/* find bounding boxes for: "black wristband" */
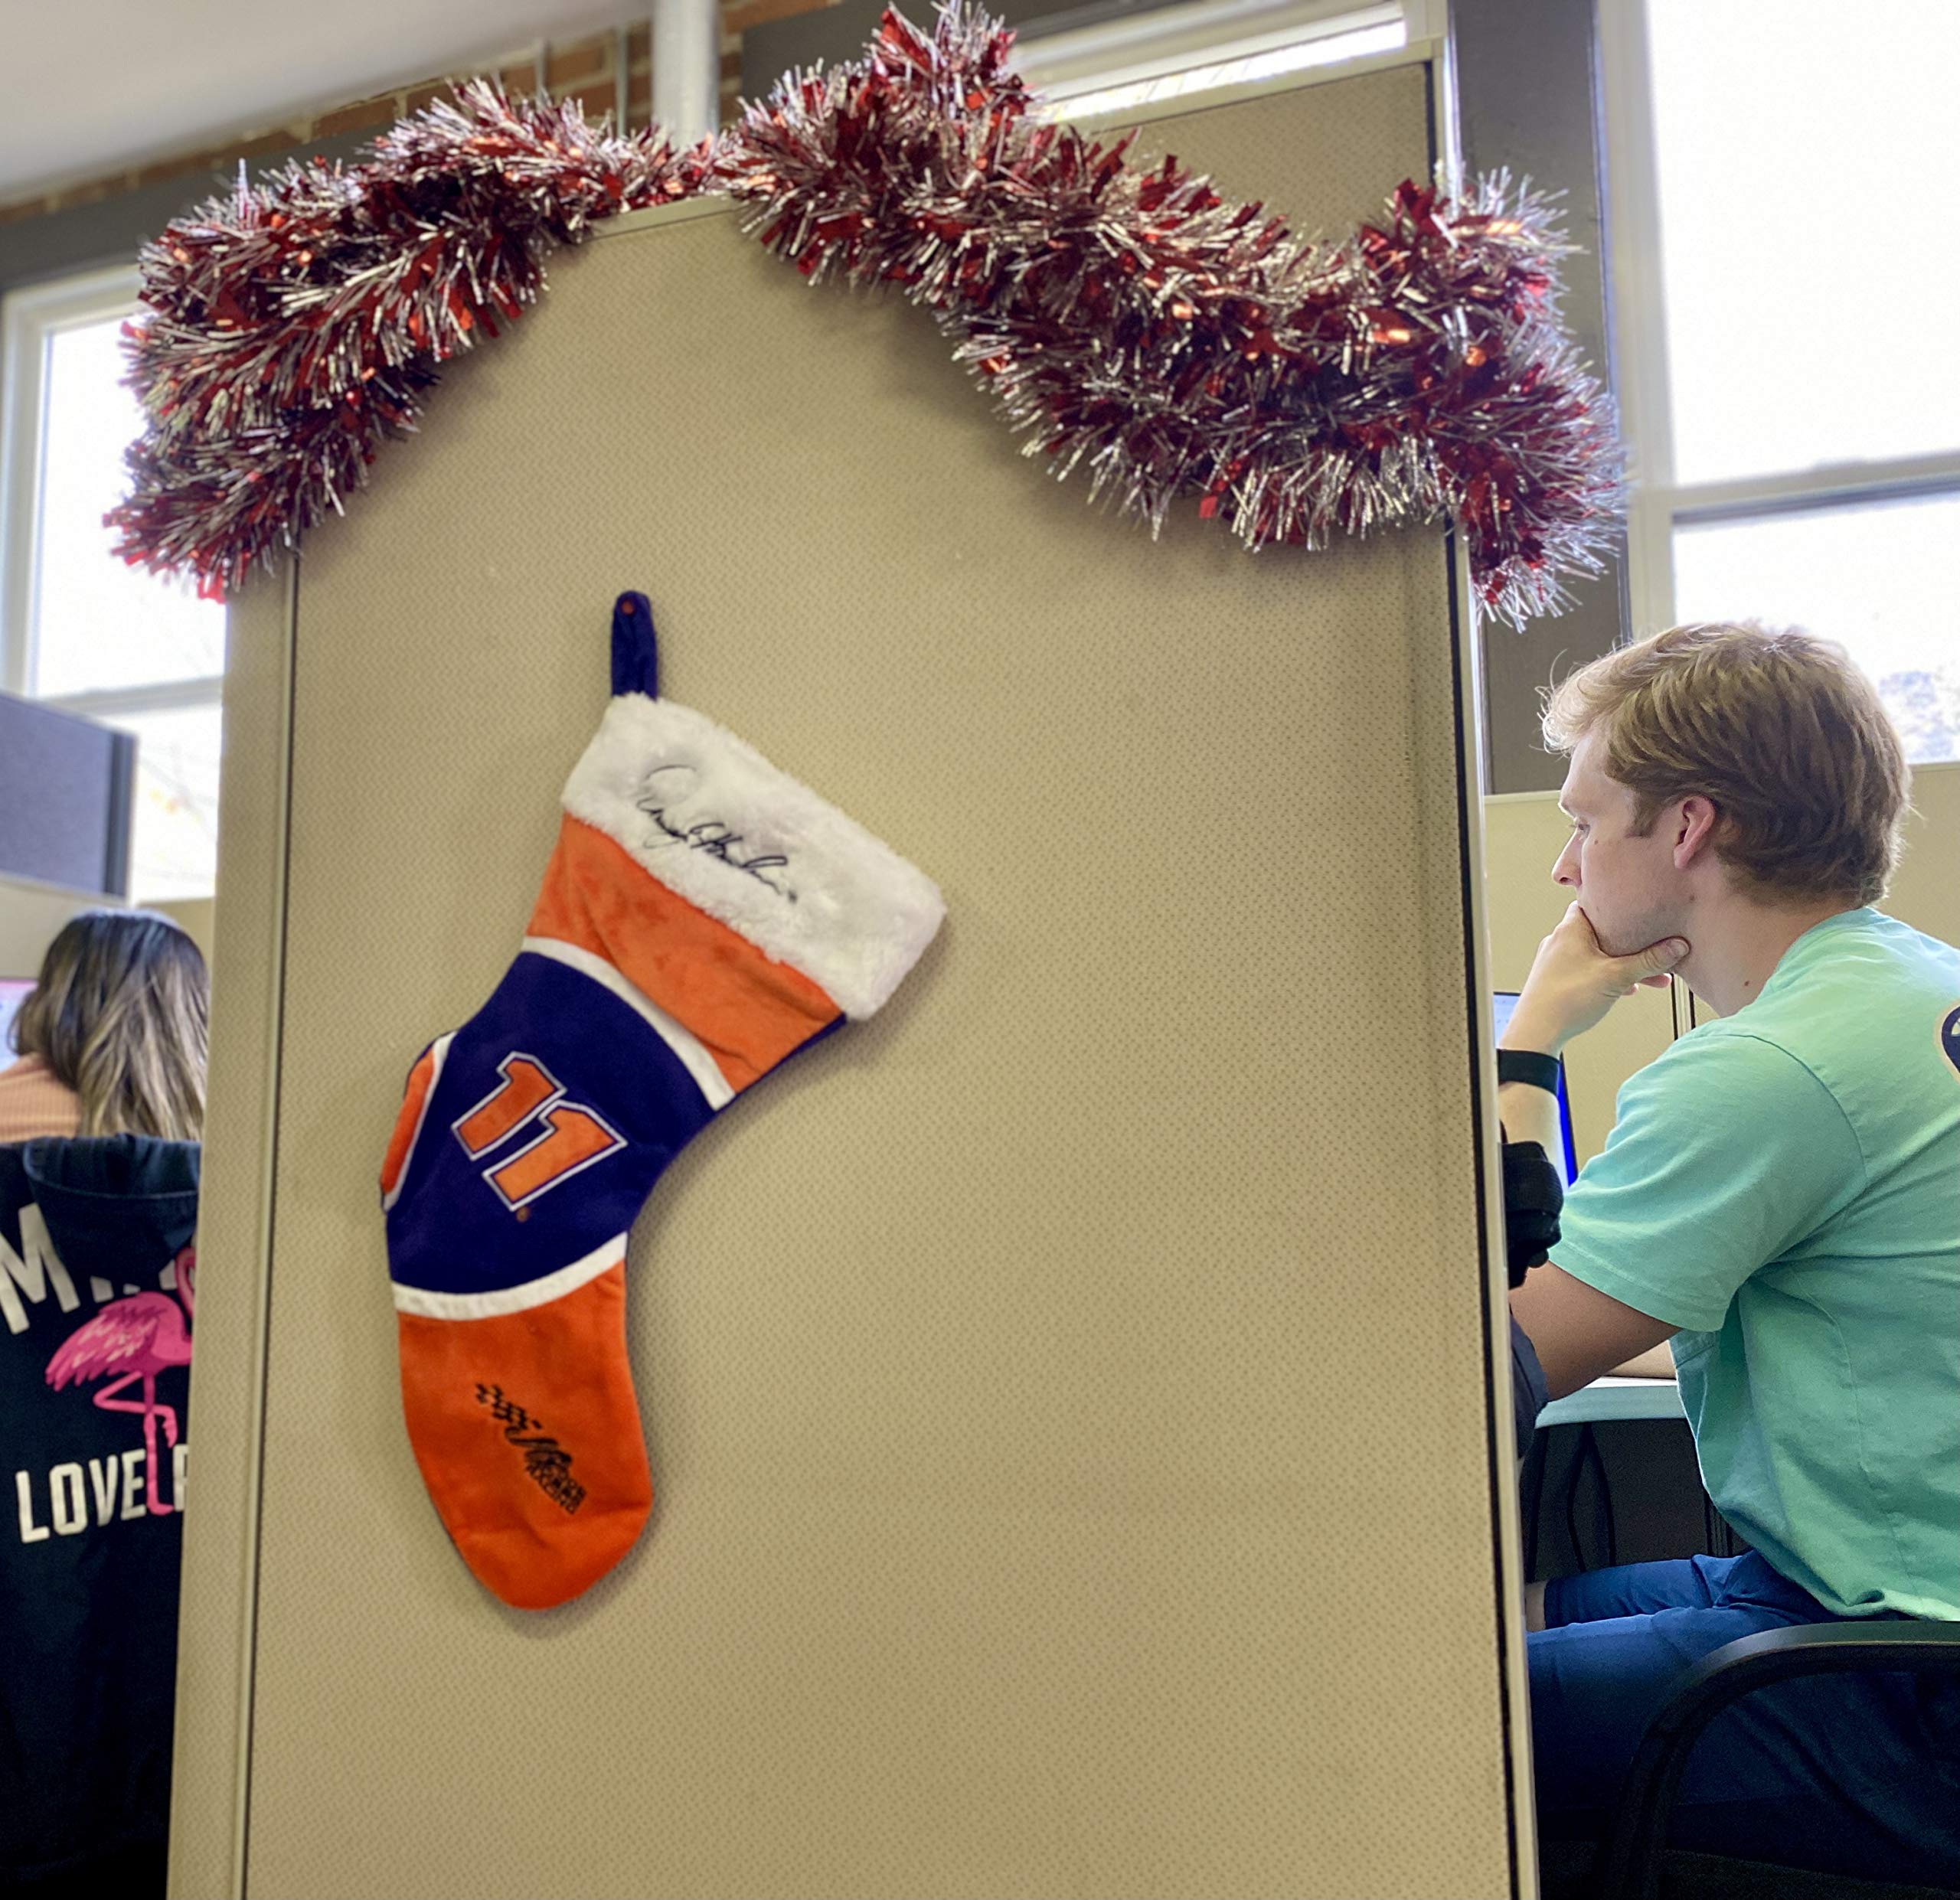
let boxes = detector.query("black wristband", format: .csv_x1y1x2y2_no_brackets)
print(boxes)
1498,1048,1562,1095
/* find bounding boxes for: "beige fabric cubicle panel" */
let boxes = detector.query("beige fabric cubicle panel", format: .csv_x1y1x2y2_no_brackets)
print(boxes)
174,60,1529,1899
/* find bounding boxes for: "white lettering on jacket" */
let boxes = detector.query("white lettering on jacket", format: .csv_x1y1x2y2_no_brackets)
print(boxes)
0,1205,80,1335
11,1445,189,1542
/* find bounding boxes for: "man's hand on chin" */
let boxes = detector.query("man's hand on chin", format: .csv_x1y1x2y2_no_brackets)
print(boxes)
1505,903,1690,1056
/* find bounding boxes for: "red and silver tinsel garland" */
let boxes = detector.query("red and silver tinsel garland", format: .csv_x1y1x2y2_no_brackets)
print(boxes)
107,0,1621,623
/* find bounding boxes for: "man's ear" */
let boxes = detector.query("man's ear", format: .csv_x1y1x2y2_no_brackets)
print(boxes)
1673,795,1720,870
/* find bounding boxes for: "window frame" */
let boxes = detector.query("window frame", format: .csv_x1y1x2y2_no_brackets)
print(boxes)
2,263,227,900
1596,0,1960,725
1018,0,1410,118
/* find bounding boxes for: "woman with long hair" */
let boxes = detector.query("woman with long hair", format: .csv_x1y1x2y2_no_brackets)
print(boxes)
0,909,209,1144
0,908,207,1898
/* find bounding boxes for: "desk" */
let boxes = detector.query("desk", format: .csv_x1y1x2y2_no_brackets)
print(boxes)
1526,1376,1724,1577
1539,1375,1682,1429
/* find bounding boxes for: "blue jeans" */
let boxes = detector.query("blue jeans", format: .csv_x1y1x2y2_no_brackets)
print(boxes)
1530,1551,1960,1886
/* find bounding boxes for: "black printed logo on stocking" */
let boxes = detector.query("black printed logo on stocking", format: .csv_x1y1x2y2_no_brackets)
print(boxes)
475,1383,586,1514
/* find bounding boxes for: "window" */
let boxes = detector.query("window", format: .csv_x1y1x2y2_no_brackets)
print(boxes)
1017,0,1416,125
2,266,227,899
1600,0,1960,764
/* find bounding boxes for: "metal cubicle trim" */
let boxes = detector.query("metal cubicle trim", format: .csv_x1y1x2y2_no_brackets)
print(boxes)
165,553,297,1900
234,556,298,1894
1429,14,1541,1889
1449,526,1542,1900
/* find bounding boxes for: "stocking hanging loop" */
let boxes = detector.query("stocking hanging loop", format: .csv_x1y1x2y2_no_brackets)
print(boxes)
610,591,660,699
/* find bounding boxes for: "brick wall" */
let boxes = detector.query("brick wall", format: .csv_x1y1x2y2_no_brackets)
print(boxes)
0,0,838,226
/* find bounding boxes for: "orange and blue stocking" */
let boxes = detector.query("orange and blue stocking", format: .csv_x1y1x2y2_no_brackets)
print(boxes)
381,593,944,1608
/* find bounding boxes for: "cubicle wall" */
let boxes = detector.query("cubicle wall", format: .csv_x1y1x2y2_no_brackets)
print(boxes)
1,883,215,985
172,54,1536,1898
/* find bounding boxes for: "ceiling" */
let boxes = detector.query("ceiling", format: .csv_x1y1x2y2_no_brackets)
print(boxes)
2,0,632,203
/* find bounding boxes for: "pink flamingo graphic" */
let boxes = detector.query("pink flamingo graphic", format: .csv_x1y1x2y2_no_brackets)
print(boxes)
45,1244,195,1516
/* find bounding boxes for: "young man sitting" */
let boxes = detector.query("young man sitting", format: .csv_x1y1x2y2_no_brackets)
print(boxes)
1500,621,1960,1886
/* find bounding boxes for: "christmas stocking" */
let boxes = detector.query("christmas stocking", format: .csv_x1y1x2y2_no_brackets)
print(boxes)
380,592,944,1609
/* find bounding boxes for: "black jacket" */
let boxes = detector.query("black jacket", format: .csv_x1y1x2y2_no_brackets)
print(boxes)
0,1136,198,1891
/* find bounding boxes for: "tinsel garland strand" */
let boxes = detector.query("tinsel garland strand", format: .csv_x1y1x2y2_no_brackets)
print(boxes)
106,0,1620,623
109,97,714,599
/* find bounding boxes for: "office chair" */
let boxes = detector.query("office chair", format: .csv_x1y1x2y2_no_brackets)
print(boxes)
1589,1619,1960,1900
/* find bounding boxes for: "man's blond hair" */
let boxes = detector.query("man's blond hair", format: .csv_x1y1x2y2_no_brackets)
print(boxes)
1541,621,1909,906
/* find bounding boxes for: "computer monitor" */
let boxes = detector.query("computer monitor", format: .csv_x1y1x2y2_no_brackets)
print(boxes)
0,979,35,1061
1490,991,1579,1184
0,694,136,897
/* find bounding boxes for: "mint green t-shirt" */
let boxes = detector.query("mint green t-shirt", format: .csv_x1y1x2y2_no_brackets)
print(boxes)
1552,907,1960,1621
